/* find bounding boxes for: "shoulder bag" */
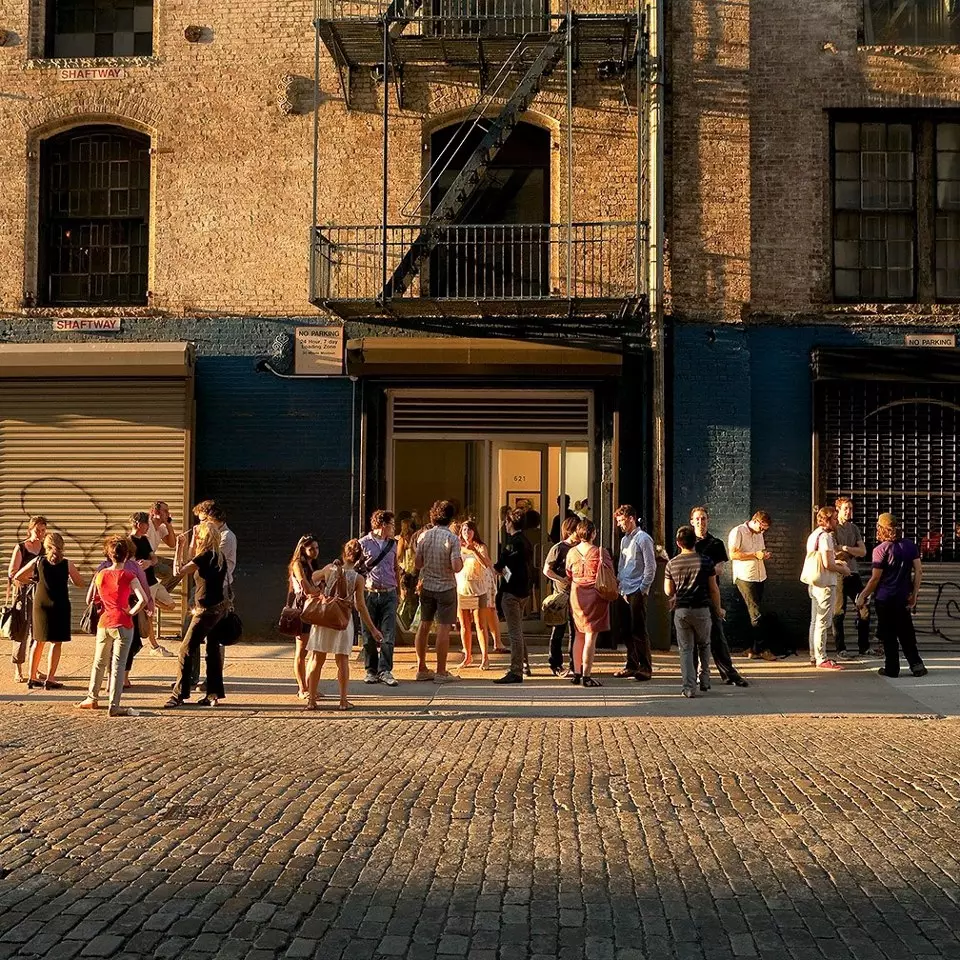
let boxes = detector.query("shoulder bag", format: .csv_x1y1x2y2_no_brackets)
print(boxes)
541,589,570,626
0,580,28,644
301,566,352,632
356,538,396,577
79,597,102,636
278,591,304,637
210,608,243,646
594,548,620,603
800,532,833,588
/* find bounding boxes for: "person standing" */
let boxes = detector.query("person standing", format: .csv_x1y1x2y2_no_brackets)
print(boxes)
15,532,85,689
612,505,656,681
77,536,149,717
129,512,174,656
457,521,493,670
565,519,614,688
358,510,400,687
6,515,46,683
728,511,775,660
147,500,178,583
492,508,533,685
804,506,849,670
543,515,579,676
414,500,463,683
549,495,577,545
288,534,322,699
857,513,927,679
832,496,870,659
690,506,748,687
162,522,230,708
664,525,723,698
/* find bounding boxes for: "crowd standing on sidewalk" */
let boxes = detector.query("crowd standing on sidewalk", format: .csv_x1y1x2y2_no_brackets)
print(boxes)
2,490,933,711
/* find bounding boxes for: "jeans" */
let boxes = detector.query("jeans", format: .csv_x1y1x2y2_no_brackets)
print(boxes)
674,607,711,691
363,589,397,675
833,573,870,654
175,609,226,700
549,606,576,671
735,579,765,653
502,592,526,677
808,584,834,664
875,599,923,677
88,625,134,711
709,611,742,683
616,591,653,678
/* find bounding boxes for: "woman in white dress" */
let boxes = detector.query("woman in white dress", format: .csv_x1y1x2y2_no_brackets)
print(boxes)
305,539,382,711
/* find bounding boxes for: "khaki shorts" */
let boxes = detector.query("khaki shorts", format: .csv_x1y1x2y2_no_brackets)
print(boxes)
420,587,458,626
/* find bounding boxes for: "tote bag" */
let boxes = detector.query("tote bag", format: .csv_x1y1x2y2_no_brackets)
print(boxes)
800,531,833,588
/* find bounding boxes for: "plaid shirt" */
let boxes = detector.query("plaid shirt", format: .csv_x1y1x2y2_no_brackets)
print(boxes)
415,526,462,592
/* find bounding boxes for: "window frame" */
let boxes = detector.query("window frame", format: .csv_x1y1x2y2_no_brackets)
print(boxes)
860,0,960,47
42,0,154,60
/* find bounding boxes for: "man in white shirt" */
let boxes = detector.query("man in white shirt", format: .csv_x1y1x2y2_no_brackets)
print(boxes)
727,510,774,660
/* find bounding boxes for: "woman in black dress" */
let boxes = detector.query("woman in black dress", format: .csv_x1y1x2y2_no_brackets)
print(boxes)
15,532,85,689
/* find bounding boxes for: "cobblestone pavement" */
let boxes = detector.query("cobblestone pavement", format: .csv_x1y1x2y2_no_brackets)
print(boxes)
1,711,960,960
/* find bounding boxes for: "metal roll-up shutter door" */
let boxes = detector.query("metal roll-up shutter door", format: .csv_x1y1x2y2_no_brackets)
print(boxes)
390,391,592,437
0,378,191,622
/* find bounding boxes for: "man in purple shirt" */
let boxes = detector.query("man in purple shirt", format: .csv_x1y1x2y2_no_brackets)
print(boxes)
359,509,401,687
856,513,927,679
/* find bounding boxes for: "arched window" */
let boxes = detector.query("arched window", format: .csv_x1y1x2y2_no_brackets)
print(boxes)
39,125,150,306
46,0,153,58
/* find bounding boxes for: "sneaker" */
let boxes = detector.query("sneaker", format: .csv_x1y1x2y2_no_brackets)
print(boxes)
911,665,929,677
733,677,750,688
363,673,380,684
379,671,399,687
415,669,435,682
492,672,523,685
878,667,899,677
698,681,711,692
837,650,857,660
109,707,139,717
816,659,843,670
433,672,460,684
759,650,777,662
681,687,695,698
150,646,175,658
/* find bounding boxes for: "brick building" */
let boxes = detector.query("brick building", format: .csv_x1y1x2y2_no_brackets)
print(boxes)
0,1,650,632
669,0,960,643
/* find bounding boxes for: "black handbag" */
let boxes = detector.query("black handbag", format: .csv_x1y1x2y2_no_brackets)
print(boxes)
0,584,28,644
79,600,101,636
210,610,243,646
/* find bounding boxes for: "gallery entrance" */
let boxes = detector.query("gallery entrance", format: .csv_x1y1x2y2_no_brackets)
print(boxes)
387,389,594,618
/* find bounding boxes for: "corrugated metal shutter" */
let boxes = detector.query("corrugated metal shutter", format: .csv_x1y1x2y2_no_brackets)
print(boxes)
817,380,960,558
0,378,191,622
391,391,591,437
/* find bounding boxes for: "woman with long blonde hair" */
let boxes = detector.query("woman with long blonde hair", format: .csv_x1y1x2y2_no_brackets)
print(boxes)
162,521,229,707
15,532,85,689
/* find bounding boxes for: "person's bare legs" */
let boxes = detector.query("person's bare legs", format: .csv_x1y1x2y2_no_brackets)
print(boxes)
473,610,488,667
415,622,431,673
582,631,598,678
305,650,326,708
294,635,308,696
436,624,452,675
572,631,585,679
458,609,473,667
29,641,45,682
335,653,351,709
46,643,62,683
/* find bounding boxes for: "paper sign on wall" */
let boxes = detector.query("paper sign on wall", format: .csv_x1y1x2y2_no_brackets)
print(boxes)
295,325,344,375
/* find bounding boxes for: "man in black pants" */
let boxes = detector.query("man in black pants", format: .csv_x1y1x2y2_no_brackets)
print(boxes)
832,496,871,658
691,506,749,687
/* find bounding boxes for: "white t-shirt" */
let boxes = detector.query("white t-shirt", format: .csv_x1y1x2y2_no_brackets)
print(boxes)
728,522,767,583
805,528,837,587
147,521,170,551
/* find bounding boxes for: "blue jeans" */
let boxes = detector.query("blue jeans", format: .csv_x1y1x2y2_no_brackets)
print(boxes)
363,589,397,675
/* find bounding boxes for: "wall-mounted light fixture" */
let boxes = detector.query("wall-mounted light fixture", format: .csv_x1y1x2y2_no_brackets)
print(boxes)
184,25,205,43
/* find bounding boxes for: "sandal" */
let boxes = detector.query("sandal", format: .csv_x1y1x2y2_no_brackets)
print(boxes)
162,695,183,709
14,674,27,684
43,680,64,690
480,661,491,671
76,698,99,710
338,701,354,711
303,700,318,711
582,676,603,688
195,696,218,707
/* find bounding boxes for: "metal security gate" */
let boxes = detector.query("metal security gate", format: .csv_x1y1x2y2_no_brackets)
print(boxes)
817,380,960,560
0,377,192,621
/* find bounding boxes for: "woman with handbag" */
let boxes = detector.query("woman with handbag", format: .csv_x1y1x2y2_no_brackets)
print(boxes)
456,521,492,670
543,515,580,676
802,506,849,670
304,539,382,711
287,535,321,699
565,519,616,688
162,522,230,708
6,515,46,682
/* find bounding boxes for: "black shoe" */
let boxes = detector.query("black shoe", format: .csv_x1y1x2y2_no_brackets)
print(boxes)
570,674,582,685
877,667,900,678
912,665,928,677
492,672,523,685
733,677,750,688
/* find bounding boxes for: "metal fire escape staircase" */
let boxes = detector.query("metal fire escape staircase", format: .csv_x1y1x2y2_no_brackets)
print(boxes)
379,23,568,303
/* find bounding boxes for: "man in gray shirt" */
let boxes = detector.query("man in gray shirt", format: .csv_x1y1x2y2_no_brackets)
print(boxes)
832,496,870,658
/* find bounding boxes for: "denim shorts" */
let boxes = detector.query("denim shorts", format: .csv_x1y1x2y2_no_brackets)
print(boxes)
420,587,458,626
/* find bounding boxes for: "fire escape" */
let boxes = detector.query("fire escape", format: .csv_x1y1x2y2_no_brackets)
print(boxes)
310,0,652,352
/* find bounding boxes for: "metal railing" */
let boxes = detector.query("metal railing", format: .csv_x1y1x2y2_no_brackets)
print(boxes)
317,0,637,32
313,221,646,303
863,0,960,44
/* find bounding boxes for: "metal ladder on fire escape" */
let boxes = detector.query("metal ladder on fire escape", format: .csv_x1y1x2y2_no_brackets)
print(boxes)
379,22,568,301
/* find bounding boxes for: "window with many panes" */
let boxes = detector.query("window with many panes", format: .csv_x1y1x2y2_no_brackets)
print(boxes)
937,123,960,299
833,121,916,301
39,126,150,306
863,0,960,45
46,0,153,58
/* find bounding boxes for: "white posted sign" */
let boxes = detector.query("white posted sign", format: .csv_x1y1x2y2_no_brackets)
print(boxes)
295,325,344,375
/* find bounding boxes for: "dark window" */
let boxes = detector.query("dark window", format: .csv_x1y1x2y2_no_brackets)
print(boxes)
937,122,960,299
833,121,916,301
863,0,960,44
428,0,548,37
39,126,150,306
46,0,153,58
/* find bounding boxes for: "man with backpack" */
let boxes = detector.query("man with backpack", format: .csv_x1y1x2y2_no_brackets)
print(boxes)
358,509,401,686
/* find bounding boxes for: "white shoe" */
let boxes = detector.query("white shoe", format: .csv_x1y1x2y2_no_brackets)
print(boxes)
150,646,175,658
379,671,398,687
363,673,380,684
433,672,461,684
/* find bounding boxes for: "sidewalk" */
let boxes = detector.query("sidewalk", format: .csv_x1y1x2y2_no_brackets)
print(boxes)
4,638,959,717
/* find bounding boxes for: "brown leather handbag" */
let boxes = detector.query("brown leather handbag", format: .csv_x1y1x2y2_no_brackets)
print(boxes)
278,591,304,637
301,566,352,631
594,549,620,603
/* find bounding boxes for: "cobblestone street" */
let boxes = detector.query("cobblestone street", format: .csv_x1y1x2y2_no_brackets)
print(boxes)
2,676,960,960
